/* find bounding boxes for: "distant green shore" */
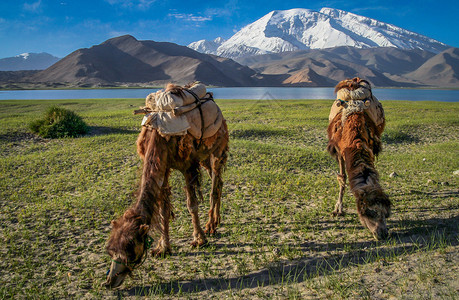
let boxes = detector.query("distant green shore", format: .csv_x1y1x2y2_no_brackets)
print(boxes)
1,83,458,91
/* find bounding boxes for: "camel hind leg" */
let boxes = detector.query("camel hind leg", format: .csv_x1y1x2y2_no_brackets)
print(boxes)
332,155,346,216
184,164,208,247
203,147,228,235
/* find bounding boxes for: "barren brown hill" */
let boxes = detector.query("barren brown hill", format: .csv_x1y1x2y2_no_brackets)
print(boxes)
404,48,459,87
250,55,403,87
281,68,334,86
239,47,435,74
240,46,454,87
30,35,258,87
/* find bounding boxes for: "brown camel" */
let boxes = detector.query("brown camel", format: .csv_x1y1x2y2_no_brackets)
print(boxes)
327,77,391,240
104,84,229,289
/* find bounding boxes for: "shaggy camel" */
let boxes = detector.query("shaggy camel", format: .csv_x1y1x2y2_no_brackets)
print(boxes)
104,84,229,289
327,78,391,240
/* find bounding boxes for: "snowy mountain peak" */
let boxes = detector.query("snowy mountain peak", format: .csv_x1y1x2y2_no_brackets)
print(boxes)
188,37,225,54
213,37,225,44
1,52,60,71
188,8,449,59
320,7,355,18
16,53,31,59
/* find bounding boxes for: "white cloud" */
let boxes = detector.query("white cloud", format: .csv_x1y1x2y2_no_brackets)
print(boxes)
168,13,212,22
105,0,156,10
351,6,391,13
204,0,240,18
23,0,42,12
81,19,113,33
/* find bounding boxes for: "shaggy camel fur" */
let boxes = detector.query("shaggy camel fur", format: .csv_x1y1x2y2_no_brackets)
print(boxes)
327,78,391,240
104,84,229,289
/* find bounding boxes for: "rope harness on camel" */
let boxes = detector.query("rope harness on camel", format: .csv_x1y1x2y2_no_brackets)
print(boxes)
329,78,385,131
107,235,154,276
134,82,223,141
183,88,214,144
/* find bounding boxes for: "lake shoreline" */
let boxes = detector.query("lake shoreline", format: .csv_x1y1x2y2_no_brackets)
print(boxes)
1,87,458,102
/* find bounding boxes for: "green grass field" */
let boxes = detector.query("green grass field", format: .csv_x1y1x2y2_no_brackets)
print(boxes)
0,98,458,299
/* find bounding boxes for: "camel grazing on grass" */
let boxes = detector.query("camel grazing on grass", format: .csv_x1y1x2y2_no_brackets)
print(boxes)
104,83,229,289
327,77,391,240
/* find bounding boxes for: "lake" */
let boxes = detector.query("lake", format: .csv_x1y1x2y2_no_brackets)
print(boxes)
0,87,458,102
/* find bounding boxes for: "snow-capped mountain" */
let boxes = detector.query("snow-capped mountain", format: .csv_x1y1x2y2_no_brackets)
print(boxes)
188,8,449,59
0,52,60,71
17,53,31,59
188,37,225,54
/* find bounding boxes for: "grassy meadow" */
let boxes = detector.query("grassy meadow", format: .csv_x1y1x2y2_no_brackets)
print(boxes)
0,98,458,299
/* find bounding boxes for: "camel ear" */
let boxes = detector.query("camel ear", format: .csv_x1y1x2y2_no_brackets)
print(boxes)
139,224,150,236
123,209,136,219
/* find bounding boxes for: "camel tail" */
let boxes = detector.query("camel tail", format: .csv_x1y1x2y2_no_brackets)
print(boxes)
188,162,204,203
196,172,205,203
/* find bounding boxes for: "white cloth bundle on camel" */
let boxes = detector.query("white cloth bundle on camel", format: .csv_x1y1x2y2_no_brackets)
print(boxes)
328,79,385,130
139,82,223,139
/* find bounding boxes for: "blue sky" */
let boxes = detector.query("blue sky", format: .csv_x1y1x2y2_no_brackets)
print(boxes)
0,0,458,58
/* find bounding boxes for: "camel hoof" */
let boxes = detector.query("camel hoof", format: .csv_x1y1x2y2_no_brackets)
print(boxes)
332,211,345,217
205,223,218,235
151,248,171,258
191,239,208,248
204,228,217,235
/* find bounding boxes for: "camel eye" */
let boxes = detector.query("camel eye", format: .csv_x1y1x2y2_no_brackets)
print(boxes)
126,246,135,260
128,252,137,262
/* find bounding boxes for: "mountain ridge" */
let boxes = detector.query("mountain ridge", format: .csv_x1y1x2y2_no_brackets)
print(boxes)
241,46,459,87
27,35,259,87
189,8,449,59
1,36,458,89
404,47,459,85
0,52,60,71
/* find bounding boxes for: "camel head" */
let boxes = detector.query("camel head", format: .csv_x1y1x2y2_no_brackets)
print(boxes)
357,190,391,240
104,209,151,289
334,77,372,113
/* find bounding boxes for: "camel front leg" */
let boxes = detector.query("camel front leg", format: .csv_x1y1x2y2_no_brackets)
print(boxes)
332,156,346,216
205,152,226,235
153,200,172,256
184,168,207,247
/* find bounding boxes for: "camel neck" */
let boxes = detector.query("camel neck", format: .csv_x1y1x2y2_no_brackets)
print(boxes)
133,200,154,225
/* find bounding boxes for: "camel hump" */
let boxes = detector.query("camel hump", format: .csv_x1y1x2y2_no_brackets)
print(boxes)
140,82,223,139
186,100,223,139
145,82,207,112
